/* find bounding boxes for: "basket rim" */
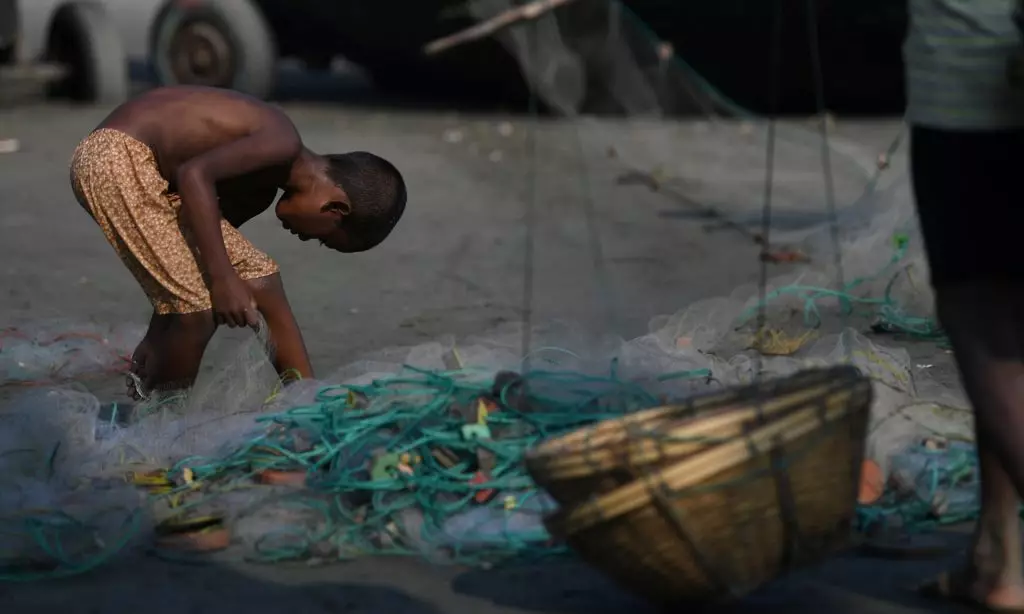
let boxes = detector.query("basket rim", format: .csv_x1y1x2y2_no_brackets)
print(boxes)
524,381,764,462
526,366,860,461
546,376,872,535
525,371,865,478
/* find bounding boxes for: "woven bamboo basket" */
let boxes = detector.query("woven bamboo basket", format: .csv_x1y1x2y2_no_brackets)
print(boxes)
539,367,872,606
525,366,861,506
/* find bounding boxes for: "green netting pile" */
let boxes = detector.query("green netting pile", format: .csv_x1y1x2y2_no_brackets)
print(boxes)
0,362,712,581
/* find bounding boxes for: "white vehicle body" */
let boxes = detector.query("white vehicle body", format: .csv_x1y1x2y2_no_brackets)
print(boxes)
5,0,130,103
19,0,281,99
17,0,158,62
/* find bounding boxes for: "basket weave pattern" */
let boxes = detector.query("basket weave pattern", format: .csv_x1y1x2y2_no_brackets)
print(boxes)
527,366,872,606
527,367,862,506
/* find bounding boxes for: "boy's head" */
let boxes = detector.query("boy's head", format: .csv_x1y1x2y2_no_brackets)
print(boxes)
276,151,406,253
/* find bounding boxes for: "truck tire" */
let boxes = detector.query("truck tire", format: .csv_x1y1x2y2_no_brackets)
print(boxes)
46,1,130,104
150,0,277,99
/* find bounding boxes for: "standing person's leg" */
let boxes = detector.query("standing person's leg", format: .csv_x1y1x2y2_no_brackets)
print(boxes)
937,288,1024,608
913,125,1024,609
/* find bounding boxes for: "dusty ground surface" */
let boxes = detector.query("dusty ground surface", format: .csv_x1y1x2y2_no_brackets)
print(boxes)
0,76,969,613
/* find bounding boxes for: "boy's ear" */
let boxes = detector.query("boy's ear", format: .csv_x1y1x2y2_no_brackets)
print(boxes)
321,200,352,219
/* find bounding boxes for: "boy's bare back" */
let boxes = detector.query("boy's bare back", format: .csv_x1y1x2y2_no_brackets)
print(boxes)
96,85,298,187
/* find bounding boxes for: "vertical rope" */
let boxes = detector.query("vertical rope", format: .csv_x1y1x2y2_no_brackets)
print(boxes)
573,125,620,333
755,0,785,379
572,1,619,334
805,0,850,351
521,20,541,370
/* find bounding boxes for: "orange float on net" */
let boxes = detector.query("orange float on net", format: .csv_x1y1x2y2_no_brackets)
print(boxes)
155,526,231,553
255,469,308,487
858,459,885,505
154,516,231,553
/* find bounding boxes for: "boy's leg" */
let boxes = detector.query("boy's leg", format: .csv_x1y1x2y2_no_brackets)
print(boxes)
70,130,301,391
129,311,216,396
128,273,313,397
125,311,162,398
912,126,1024,608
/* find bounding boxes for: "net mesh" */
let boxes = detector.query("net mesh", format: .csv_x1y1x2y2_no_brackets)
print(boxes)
0,0,968,579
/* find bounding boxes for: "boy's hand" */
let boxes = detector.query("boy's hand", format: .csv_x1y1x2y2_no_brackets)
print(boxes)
211,273,259,328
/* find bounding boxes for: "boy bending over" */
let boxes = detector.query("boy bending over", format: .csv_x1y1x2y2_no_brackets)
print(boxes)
70,86,407,398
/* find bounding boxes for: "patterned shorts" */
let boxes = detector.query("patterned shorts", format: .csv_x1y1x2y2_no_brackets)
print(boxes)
70,128,278,314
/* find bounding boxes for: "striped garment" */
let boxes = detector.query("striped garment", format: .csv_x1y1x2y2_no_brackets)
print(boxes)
904,0,1024,129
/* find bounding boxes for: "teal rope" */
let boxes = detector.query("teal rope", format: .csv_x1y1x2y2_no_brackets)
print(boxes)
0,365,707,580
738,230,945,342
856,442,979,533
0,508,142,582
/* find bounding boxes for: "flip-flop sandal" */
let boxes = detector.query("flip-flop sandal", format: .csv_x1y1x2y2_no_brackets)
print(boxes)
918,572,1024,613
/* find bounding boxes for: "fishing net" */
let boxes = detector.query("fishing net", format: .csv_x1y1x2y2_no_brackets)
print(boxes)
0,0,971,580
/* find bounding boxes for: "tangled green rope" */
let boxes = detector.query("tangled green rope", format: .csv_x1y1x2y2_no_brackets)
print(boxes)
0,365,710,581
740,231,944,342
856,441,979,533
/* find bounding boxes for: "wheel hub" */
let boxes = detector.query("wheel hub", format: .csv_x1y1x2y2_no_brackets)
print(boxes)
169,21,233,86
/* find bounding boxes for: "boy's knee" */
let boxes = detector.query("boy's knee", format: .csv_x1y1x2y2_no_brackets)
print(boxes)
245,272,283,294
166,311,216,342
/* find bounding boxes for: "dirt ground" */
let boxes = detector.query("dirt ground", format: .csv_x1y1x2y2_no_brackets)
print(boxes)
0,78,970,613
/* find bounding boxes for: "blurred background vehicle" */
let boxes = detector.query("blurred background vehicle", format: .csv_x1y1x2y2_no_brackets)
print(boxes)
1,0,129,104
121,0,532,106
638,0,907,115
10,0,908,115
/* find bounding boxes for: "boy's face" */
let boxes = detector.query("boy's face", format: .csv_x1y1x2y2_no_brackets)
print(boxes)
275,182,359,251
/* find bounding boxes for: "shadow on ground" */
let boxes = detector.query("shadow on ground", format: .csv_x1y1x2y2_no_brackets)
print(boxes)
452,560,653,614
452,530,973,614
0,557,446,614
0,519,973,614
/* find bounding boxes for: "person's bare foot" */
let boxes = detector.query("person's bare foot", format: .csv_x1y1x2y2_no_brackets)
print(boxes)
920,525,1024,612
921,569,1024,611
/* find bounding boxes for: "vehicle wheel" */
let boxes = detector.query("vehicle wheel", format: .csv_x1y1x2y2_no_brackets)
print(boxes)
150,0,277,99
46,1,130,104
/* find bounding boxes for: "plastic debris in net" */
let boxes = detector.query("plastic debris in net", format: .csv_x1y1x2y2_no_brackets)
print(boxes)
856,439,980,536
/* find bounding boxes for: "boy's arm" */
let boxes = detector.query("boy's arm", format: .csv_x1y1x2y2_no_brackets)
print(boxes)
176,117,301,327
248,273,314,380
